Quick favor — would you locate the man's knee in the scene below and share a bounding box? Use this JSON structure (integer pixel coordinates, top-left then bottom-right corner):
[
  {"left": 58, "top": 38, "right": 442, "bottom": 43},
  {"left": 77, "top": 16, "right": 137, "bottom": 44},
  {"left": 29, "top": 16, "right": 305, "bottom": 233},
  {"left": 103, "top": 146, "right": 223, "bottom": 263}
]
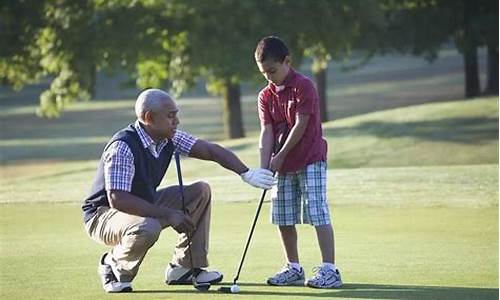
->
[
  {"left": 192, "top": 181, "right": 211, "bottom": 203},
  {"left": 126, "top": 218, "right": 162, "bottom": 247}
]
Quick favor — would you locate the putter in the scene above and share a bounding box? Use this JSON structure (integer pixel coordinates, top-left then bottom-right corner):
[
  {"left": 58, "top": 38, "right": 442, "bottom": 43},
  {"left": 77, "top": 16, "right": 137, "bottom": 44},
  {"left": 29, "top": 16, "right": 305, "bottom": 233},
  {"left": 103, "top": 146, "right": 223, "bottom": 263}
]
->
[
  {"left": 174, "top": 152, "right": 211, "bottom": 292},
  {"left": 219, "top": 130, "right": 288, "bottom": 294}
]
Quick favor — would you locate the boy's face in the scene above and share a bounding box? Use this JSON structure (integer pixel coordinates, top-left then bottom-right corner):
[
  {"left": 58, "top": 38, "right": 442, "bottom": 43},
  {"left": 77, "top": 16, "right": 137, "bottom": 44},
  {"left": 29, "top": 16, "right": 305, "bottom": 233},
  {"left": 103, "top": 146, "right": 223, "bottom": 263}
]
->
[{"left": 256, "top": 56, "right": 290, "bottom": 86}]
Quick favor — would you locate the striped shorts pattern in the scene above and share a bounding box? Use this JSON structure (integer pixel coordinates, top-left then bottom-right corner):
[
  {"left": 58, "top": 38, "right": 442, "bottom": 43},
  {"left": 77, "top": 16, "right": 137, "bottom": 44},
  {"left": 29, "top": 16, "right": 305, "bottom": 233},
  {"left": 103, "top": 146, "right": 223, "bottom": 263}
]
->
[{"left": 270, "top": 161, "right": 331, "bottom": 226}]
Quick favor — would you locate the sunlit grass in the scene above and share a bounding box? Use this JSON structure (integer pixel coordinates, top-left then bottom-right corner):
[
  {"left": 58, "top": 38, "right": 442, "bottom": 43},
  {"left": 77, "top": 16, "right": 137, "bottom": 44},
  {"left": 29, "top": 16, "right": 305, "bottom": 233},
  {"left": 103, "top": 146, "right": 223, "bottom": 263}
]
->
[{"left": 0, "top": 202, "right": 497, "bottom": 300}]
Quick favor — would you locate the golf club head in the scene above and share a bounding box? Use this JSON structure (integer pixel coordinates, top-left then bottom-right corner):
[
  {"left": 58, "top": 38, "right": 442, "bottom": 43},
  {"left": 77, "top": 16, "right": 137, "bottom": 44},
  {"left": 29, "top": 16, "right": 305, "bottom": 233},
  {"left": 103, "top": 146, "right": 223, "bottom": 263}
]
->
[
  {"left": 194, "top": 282, "right": 211, "bottom": 292},
  {"left": 218, "top": 286, "right": 232, "bottom": 293}
]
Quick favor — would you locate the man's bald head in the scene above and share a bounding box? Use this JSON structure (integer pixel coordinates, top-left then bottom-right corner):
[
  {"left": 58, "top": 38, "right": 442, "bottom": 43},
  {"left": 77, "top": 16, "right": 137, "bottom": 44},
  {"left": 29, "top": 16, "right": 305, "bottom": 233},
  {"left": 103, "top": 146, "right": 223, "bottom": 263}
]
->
[{"left": 135, "top": 89, "right": 175, "bottom": 122}]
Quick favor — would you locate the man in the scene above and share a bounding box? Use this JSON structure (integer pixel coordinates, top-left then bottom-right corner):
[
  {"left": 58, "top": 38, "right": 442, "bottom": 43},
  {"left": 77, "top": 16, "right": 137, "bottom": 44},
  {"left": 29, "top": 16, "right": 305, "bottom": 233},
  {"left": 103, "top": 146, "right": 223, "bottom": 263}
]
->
[{"left": 82, "top": 88, "right": 276, "bottom": 293}]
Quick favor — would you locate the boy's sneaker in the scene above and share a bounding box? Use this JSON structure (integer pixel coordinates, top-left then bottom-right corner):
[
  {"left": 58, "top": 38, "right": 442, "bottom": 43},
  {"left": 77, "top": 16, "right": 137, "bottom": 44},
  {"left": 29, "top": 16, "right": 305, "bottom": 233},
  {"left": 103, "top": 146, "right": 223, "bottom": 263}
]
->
[
  {"left": 165, "top": 263, "right": 223, "bottom": 285},
  {"left": 267, "top": 264, "right": 305, "bottom": 286},
  {"left": 305, "top": 265, "right": 342, "bottom": 289},
  {"left": 98, "top": 253, "right": 133, "bottom": 293}
]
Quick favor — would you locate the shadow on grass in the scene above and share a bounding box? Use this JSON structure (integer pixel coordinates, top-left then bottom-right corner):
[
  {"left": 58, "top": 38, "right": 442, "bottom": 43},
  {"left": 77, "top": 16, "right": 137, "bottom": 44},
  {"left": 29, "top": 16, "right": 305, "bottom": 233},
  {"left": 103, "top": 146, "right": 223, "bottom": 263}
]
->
[
  {"left": 325, "top": 116, "right": 499, "bottom": 144},
  {"left": 133, "top": 283, "right": 498, "bottom": 299}
]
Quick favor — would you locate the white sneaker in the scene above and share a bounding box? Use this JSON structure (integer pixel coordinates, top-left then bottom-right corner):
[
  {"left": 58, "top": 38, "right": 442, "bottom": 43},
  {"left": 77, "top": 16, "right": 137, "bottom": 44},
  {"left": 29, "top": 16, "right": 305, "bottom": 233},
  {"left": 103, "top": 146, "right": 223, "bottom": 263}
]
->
[
  {"left": 98, "top": 253, "right": 133, "bottom": 293},
  {"left": 165, "top": 263, "right": 223, "bottom": 285},
  {"left": 267, "top": 264, "right": 305, "bottom": 286},
  {"left": 306, "top": 265, "right": 343, "bottom": 289}
]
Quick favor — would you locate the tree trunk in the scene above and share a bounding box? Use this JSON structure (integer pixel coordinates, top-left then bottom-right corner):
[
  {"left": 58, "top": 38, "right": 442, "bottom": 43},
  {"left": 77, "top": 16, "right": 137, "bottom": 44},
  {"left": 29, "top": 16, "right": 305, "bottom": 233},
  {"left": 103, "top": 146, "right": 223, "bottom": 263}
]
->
[
  {"left": 314, "top": 66, "right": 329, "bottom": 122},
  {"left": 485, "top": 43, "right": 499, "bottom": 95},
  {"left": 463, "top": 0, "right": 481, "bottom": 98},
  {"left": 88, "top": 62, "right": 96, "bottom": 98},
  {"left": 463, "top": 47, "right": 480, "bottom": 98},
  {"left": 222, "top": 81, "right": 245, "bottom": 139}
]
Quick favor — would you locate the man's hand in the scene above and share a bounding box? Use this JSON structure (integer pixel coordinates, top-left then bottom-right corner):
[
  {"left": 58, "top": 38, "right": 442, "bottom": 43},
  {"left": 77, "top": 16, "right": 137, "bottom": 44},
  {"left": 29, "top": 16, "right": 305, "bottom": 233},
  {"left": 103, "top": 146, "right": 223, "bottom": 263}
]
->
[
  {"left": 162, "top": 209, "right": 195, "bottom": 234},
  {"left": 241, "top": 168, "right": 277, "bottom": 189}
]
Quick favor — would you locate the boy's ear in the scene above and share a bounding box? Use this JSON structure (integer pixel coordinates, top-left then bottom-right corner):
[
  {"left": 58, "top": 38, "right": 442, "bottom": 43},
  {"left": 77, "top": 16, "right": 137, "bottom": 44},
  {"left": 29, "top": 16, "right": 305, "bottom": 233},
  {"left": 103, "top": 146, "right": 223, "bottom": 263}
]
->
[{"left": 283, "top": 55, "right": 291, "bottom": 66}]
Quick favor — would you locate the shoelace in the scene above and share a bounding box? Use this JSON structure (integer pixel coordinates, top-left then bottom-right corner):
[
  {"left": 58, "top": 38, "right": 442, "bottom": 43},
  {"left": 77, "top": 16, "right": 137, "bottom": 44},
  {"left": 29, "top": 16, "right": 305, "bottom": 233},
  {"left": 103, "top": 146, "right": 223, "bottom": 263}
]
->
[
  {"left": 311, "top": 266, "right": 334, "bottom": 279},
  {"left": 275, "top": 265, "right": 298, "bottom": 278}
]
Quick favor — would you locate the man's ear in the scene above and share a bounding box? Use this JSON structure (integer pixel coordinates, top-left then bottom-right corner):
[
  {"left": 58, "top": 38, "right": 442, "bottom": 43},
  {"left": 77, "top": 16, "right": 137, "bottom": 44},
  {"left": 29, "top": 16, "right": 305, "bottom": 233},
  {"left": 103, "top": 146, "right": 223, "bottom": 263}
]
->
[{"left": 143, "top": 110, "right": 155, "bottom": 125}]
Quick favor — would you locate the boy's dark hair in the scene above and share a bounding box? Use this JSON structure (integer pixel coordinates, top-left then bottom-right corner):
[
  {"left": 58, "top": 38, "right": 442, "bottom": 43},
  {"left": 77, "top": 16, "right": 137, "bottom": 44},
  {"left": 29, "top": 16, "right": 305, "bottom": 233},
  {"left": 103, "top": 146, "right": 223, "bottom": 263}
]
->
[{"left": 255, "top": 36, "right": 289, "bottom": 63}]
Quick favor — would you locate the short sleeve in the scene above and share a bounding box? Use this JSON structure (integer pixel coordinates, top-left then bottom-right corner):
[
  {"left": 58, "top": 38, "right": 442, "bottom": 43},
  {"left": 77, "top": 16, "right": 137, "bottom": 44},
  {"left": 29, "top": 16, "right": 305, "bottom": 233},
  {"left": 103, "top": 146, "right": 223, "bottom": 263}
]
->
[
  {"left": 258, "top": 90, "right": 273, "bottom": 126},
  {"left": 103, "top": 141, "right": 135, "bottom": 192},
  {"left": 172, "top": 130, "right": 197, "bottom": 156},
  {"left": 295, "top": 79, "right": 318, "bottom": 115}
]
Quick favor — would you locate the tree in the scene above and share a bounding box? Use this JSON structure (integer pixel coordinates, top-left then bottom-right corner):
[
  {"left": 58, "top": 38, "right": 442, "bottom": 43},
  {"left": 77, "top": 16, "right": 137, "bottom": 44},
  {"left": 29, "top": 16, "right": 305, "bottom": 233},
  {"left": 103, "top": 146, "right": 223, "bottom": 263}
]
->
[
  {"left": 171, "top": 1, "right": 271, "bottom": 139},
  {"left": 1, "top": 0, "right": 97, "bottom": 117},
  {"left": 0, "top": 0, "right": 46, "bottom": 90},
  {"left": 477, "top": 0, "right": 499, "bottom": 95},
  {"left": 297, "top": 0, "right": 385, "bottom": 122},
  {"left": 1, "top": 0, "right": 192, "bottom": 117},
  {"left": 382, "top": 0, "right": 498, "bottom": 98}
]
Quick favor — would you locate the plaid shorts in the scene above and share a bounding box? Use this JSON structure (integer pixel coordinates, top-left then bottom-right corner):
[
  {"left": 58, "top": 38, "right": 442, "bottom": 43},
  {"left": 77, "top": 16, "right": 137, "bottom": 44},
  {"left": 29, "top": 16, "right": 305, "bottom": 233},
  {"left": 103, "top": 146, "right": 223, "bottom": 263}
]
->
[{"left": 270, "top": 161, "right": 331, "bottom": 226}]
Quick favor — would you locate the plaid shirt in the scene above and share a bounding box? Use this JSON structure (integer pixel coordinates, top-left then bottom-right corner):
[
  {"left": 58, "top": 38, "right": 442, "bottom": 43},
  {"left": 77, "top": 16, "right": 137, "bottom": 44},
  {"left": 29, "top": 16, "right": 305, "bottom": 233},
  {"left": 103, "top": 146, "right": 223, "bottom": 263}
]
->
[{"left": 103, "top": 120, "right": 197, "bottom": 191}]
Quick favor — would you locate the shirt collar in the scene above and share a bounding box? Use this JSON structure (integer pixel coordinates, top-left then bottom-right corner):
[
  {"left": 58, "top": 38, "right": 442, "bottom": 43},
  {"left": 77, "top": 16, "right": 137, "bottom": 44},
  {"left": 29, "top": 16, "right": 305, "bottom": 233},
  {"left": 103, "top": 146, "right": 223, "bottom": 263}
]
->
[
  {"left": 134, "top": 120, "right": 167, "bottom": 149},
  {"left": 270, "top": 68, "right": 297, "bottom": 94}
]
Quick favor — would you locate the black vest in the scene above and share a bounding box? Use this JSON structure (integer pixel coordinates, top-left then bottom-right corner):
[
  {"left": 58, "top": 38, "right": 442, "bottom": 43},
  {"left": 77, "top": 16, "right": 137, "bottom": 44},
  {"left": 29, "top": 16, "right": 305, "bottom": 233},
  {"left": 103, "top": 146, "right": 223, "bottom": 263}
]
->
[{"left": 82, "top": 124, "right": 174, "bottom": 223}]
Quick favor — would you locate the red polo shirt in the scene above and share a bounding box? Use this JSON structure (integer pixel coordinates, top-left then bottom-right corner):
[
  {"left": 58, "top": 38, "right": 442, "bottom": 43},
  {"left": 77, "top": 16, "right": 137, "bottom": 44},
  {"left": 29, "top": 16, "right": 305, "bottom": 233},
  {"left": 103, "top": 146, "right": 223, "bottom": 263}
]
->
[{"left": 258, "top": 68, "right": 327, "bottom": 173}]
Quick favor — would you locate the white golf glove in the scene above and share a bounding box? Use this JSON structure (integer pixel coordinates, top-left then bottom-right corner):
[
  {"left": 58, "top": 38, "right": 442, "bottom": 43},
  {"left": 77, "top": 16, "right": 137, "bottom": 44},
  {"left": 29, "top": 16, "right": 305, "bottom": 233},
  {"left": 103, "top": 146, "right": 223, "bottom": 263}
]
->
[{"left": 240, "top": 168, "right": 277, "bottom": 190}]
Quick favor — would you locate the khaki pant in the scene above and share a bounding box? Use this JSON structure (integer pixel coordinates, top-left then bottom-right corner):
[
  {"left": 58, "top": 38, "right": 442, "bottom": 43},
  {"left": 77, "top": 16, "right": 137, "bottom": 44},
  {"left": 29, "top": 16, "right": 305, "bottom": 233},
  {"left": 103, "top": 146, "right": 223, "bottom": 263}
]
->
[{"left": 85, "top": 181, "right": 211, "bottom": 282}]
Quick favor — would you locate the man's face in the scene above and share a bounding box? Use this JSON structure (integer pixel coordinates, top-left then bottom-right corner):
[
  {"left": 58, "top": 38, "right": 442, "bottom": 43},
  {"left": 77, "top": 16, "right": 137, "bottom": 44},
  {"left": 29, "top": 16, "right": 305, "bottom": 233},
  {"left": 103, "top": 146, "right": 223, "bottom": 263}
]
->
[
  {"left": 149, "top": 100, "right": 179, "bottom": 140},
  {"left": 256, "top": 57, "right": 290, "bottom": 86}
]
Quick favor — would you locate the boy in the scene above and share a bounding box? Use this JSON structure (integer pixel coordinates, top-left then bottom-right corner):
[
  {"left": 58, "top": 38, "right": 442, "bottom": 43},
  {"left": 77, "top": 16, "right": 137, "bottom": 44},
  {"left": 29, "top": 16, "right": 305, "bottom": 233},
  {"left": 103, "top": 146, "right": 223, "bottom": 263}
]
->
[{"left": 254, "top": 36, "right": 342, "bottom": 289}]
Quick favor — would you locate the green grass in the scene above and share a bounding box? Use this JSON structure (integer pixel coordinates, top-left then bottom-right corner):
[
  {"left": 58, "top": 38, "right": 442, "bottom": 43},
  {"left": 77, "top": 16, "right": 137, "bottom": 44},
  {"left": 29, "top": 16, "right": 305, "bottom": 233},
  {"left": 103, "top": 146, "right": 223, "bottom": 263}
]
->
[
  {"left": 0, "top": 95, "right": 498, "bottom": 299},
  {"left": 0, "top": 201, "right": 497, "bottom": 300}
]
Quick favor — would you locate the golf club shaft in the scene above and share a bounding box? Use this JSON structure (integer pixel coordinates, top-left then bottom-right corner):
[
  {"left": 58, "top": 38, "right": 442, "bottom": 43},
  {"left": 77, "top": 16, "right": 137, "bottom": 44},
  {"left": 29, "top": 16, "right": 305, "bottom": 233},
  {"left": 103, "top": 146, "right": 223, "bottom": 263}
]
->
[
  {"left": 232, "top": 130, "right": 288, "bottom": 284},
  {"left": 174, "top": 152, "right": 197, "bottom": 285},
  {"left": 232, "top": 187, "right": 268, "bottom": 284}
]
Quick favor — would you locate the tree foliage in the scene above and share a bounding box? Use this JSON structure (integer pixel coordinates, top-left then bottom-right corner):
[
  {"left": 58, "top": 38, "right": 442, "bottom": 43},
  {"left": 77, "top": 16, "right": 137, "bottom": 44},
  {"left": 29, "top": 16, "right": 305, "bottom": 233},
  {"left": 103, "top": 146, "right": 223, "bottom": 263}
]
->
[
  {"left": 381, "top": 0, "right": 498, "bottom": 97},
  {"left": 2, "top": 0, "right": 496, "bottom": 137}
]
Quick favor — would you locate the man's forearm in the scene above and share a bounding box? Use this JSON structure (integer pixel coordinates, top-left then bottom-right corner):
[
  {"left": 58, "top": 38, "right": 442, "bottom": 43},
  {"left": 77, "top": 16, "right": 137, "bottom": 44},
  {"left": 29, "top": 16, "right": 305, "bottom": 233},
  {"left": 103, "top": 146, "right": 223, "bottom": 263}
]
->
[
  {"left": 108, "top": 190, "right": 173, "bottom": 219},
  {"left": 209, "top": 144, "right": 248, "bottom": 174}
]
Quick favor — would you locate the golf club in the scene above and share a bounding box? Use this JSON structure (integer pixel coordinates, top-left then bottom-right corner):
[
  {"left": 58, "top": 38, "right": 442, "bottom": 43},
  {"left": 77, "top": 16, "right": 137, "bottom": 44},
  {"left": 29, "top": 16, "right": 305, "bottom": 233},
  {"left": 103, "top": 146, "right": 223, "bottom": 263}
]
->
[
  {"left": 219, "top": 129, "right": 288, "bottom": 294},
  {"left": 174, "top": 151, "right": 211, "bottom": 292}
]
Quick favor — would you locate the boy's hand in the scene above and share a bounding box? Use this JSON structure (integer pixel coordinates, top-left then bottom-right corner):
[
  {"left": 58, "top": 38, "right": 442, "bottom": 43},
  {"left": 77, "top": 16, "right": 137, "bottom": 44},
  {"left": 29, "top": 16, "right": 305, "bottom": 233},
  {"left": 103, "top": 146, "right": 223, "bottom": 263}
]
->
[
  {"left": 241, "top": 168, "right": 277, "bottom": 189},
  {"left": 269, "top": 151, "right": 286, "bottom": 172}
]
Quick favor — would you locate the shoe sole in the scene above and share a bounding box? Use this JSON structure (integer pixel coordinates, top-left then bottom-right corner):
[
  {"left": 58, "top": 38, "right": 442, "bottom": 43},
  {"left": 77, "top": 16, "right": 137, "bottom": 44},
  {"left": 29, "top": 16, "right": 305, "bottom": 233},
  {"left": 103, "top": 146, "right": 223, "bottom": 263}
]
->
[
  {"left": 107, "top": 286, "right": 133, "bottom": 293},
  {"left": 166, "top": 274, "right": 223, "bottom": 285},
  {"left": 306, "top": 281, "right": 343, "bottom": 289},
  {"left": 267, "top": 279, "right": 305, "bottom": 286}
]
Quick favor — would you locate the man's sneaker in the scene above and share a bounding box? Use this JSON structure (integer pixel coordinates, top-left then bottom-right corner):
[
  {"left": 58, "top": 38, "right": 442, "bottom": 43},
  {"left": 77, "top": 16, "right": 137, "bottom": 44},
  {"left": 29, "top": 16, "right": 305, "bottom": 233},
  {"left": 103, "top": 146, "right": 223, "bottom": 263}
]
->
[
  {"left": 98, "top": 253, "right": 133, "bottom": 293},
  {"left": 267, "top": 264, "right": 305, "bottom": 286},
  {"left": 305, "top": 265, "right": 342, "bottom": 289},
  {"left": 165, "top": 263, "right": 223, "bottom": 285}
]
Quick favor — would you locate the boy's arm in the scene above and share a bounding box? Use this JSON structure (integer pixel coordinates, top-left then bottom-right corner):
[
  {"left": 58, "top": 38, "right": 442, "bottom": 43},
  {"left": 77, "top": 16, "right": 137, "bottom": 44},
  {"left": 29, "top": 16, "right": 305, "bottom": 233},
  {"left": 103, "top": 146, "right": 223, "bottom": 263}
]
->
[
  {"left": 259, "top": 124, "right": 274, "bottom": 169},
  {"left": 270, "top": 113, "right": 310, "bottom": 171}
]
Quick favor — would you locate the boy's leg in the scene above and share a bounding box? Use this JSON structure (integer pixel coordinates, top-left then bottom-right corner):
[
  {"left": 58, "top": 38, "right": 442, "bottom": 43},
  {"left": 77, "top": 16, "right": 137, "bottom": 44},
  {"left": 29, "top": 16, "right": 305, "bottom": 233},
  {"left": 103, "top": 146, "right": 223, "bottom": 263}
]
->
[
  {"left": 300, "top": 161, "right": 342, "bottom": 288},
  {"left": 278, "top": 225, "right": 299, "bottom": 263},
  {"left": 268, "top": 173, "right": 305, "bottom": 286},
  {"left": 315, "top": 224, "right": 335, "bottom": 263}
]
